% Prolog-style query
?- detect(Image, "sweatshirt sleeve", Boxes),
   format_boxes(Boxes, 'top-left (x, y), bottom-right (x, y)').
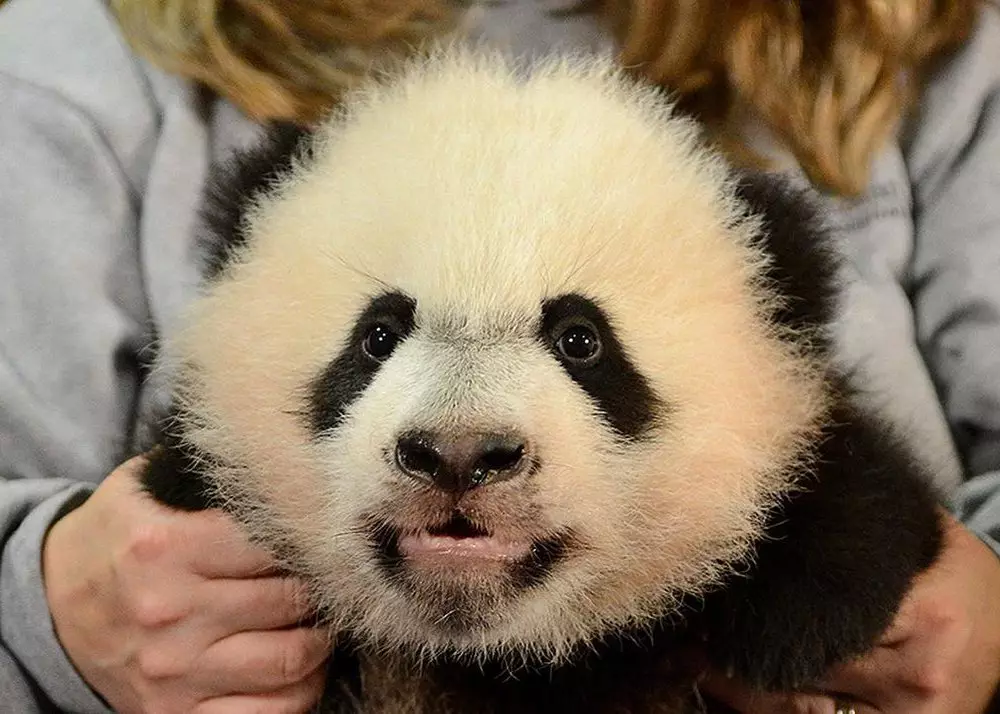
top-left (0, 0), bottom-right (160, 708)
top-left (903, 6), bottom-right (1000, 557)
top-left (0, 481), bottom-right (109, 713)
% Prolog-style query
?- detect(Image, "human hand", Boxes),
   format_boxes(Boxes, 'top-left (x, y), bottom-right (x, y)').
top-left (700, 512), bottom-right (1000, 714)
top-left (42, 455), bottom-right (329, 714)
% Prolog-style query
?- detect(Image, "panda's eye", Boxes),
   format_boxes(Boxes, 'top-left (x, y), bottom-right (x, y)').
top-left (362, 323), bottom-right (400, 361)
top-left (555, 322), bottom-right (602, 366)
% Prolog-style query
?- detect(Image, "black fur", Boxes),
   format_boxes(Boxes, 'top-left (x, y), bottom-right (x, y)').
top-left (200, 122), bottom-right (314, 280)
top-left (735, 172), bottom-right (840, 354)
top-left (309, 291), bottom-right (417, 434)
top-left (140, 408), bottom-right (219, 511)
top-left (540, 293), bottom-right (664, 440)
top-left (317, 628), bottom-right (698, 714)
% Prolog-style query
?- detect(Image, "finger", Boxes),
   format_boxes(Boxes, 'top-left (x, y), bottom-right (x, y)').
top-left (700, 671), bottom-right (886, 714)
top-left (202, 577), bottom-right (316, 636)
top-left (194, 665), bottom-right (327, 714)
top-left (807, 701), bottom-right (879, 714)
top-left (819, 614), bottom-right (964, 711)
top-left (822, 702), bottom-right (880, 714)
top-left (195, 627), bottom-right (331, 695)
top-left (110, 458), bottom-right (278, 578)
top-left (114, 452), bottom-right (155, 477)
top-left (177, 511), bottom-right (279, 579)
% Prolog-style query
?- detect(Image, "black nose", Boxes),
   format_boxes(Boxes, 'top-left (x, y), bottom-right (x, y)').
top-left (394, 431), bottom-right (529, 493)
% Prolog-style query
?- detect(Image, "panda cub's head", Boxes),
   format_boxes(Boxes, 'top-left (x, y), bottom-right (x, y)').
top-left (168, 50), bottom-right (831, 663)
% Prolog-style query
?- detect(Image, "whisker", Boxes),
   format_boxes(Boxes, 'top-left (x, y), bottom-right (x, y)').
top-left (318, 247), bottom-right (394, 293)
top-left (433, 608), bottom-right (459, 626)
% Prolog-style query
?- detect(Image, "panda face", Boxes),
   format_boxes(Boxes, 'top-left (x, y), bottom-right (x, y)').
top-left (301, 286), bottom-right (662, 640)
top-left (169, 52), bottom-right (828, 661)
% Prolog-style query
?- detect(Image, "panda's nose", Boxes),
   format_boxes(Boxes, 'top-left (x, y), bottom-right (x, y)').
top-left (394, 431), bottom-right (529, 493)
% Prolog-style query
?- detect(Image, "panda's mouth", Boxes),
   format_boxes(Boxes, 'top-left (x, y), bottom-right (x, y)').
top-left (429, 513), bottom-right (490, 538)
top-left (400, 514), bottom-right (532, 562)
top-left (368, 512), bottom-right (571, 581)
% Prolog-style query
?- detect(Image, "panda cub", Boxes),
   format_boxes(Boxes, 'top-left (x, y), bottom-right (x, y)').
top-left (143, 49), bottom-right (944, 713)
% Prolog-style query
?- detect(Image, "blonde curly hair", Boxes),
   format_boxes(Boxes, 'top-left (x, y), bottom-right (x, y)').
top-left (112, 0), bottom-right (982, 195)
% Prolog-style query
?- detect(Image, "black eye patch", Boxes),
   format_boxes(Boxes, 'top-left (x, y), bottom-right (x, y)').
top-left (540, 294), bottom-right (663, 440)
top-left (308, 291), bottom-right (416, 435)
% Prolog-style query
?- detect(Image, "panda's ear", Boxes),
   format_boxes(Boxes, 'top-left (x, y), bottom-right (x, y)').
top-left (734, 172), bottom-right (842, 353)
top-left (199, 121), bottom-right (315, 280)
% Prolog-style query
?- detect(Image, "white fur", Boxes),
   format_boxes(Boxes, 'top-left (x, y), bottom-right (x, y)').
top-left (166, 49), bottom-right (829, 662)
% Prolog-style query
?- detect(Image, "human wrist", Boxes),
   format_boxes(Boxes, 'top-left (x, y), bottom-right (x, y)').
top-left (1, 485), bottom-right (111, 713)
top-left (42, 496), bottom-right (126, 712)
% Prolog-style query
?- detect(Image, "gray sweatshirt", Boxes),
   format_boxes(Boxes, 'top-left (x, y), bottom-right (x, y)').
top-left (0, 0), bottom-right (998, 710)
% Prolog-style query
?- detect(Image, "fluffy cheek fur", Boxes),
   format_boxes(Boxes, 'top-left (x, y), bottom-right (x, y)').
top-left (164, 251), bottom-right (371, 566)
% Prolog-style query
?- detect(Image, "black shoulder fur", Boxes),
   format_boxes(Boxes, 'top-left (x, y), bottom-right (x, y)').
top-left (141, 412), bottom-right (219, 511)
top-left (696, 397), bottom-right (943, 690)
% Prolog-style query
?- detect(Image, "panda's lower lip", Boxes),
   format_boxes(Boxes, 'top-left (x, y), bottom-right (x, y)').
top-left (398, 532), bottom-right (531, 561)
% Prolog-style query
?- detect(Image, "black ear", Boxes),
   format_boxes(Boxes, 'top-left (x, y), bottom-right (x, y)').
top-left (200, 122), bottom-right (315, 280)
top-left (734, 172), bottom-right (841, 355)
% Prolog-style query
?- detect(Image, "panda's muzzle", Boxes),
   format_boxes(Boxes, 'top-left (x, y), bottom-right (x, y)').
top-left (393, 430), bottom-right (533, 494)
